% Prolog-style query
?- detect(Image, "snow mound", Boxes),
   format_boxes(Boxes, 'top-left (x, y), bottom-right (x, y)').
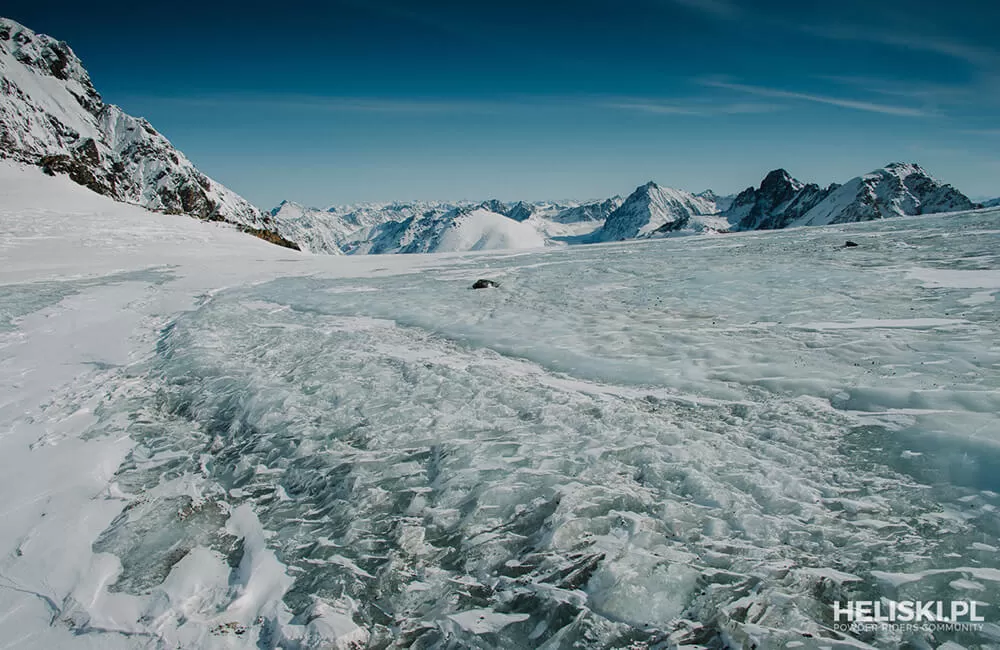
top-left (436, 207), bottom-right (547, 252)
top-left (352, 206), bottom-right (545, 254)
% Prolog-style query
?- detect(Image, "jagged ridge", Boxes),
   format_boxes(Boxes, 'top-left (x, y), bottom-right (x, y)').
top-left (0, 17), bottom-right (297, 248)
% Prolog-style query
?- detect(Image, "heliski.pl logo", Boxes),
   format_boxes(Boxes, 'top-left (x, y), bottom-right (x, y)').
top-left (833, 600), bottom-right (987, 633)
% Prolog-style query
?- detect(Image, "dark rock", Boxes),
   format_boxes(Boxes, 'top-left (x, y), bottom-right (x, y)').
top-left (506, 201), bottom-right (535, 222)
top-left (726, 168), bottom-right (834, 231)
top-left (478, 199), bottom-right (508, 215)
top-left (239, 227), bottom-right (301, 250)
top-left (73, 137), bottom-right (100, 165)
top-left (472, 279), bottom-right (500, 289)
top-left (39, 153), bottom-right (113, 196)
top-left (844, 240), bottom-right (859, 247)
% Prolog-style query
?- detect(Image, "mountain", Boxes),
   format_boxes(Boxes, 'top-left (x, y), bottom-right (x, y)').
top-left (502, 200), bottom-right (535, 222)
top-left (346, 205), bottom-right (546, 254)
top-left (724, 169), bottom-right (837, 230)
top-left (696, 189), bottom-right (735, 214)
top-left (268, 200), bottom-right (460, 254)
top-left (790, 163), bottom-right (976, 227)
top-left (724, 164), bottom-right (975, 231)
top-left (0, 17), bottom-right (296, 248)
top-left (593, 181), bottom-right (725, 242)
top-left (980, 197), bottom-right (1000, 208)
top-left (266, 198), bottom-right (619, 254)
top-left (549, 196), bottom-right (624, 224)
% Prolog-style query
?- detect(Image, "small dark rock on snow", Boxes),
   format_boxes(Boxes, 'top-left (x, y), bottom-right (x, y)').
top-left (844, 240), bottom-right (859, 247)
top-left (472, 279), bottom-right (500, 289)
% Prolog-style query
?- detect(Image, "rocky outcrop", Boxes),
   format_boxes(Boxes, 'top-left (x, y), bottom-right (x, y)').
top-left (724, 169), bottom-right (837, 231)
top-left (0, 16), bottom-right (290, 245)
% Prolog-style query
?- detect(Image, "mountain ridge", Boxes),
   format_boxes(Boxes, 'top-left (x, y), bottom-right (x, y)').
top-left (0, 16), bottom-right (298, 249)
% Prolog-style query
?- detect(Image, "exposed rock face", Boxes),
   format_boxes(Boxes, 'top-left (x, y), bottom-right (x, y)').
top-left (724, 169), bottom-right (836, 231)
top-left (505, 201), bottom-right (535, 222)
top-left (0, 16), bottom-right (290, 245)
top-left (478, 199), bottom-right (510, 216)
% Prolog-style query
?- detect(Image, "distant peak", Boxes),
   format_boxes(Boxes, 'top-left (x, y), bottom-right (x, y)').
top-left (761, 168), bottom-right (793, 184)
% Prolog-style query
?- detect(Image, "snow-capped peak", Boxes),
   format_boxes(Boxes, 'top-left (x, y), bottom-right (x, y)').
top-left (593, 181), bottom-right (724, 242)
top-left (792, 162), bottom-right (975, 227)
top-left (881, 161), bottom-right (926, 178)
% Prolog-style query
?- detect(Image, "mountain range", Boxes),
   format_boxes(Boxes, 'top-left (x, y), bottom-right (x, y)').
top-left (0, 16), bottom-right (989, 257)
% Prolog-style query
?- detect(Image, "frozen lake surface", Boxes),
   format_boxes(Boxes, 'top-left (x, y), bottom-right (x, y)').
top-left (1, 165), bottom-right (999, 648)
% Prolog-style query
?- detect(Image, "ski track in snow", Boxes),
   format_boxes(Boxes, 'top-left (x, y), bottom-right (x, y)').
top-left (2, 164), bottom-right (1000, 649)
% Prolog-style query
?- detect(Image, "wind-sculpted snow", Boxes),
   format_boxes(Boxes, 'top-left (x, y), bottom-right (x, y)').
top-left (79, 210), bottom-right (1000, 648)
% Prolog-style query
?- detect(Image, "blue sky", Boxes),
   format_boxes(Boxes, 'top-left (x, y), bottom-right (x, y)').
top-left (7, 0), bottom-right (1000, 207)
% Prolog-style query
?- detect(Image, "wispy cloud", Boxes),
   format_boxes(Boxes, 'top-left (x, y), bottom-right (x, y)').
top-left (815, 75), bottom-right (975, 101)
top-left (125, 92), bottom-right (788, 118)
top-left (804, 25), bottom-right (1000, 70)
top-left (702, 79), bottom-right (933, 117)
top-left (601, 98), bottom-right (783, 116)
top-left (121, 94), bottom-right (516, 114)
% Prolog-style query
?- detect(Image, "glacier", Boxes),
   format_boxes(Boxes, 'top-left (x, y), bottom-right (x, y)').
top-left (1, 163), bottom-right (1000, 649)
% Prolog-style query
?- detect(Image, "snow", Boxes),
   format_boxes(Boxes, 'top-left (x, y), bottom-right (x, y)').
top-left (434, 207), bottom-right (546, 251)
top-left (793, 163), bottom-right (975, 227)
top-left (1, 18), bottom-right (272, 230)
top-left (447, 609), bottom-right (531, 634)
top-left (265, 198), bottom-right (616, 254)
top-left (790, 318), bottom-right (968, 330)
top-left (350, 206), bottom-right (545, 254)
top-left (594, 181), bottom-right (722, 242)
top-left (3, 161), bottom-right (1000, 648)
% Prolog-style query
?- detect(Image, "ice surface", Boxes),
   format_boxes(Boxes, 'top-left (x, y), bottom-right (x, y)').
top-left (2, 163), bottom-right (1000, 648)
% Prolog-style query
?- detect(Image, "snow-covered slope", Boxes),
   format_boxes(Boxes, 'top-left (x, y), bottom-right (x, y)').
top-left (696, 189), bottom-right (735, 213)
top-left (724, 169), bottom-right (837, 230)
top-left (593, 181), bottom-right (723, 241)
top-left (0, 17), bottom-right (294, 246)
top-left (792, 162), bottom-right (975, 227)
top-left (348, 205), bottom-right (546, 254)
